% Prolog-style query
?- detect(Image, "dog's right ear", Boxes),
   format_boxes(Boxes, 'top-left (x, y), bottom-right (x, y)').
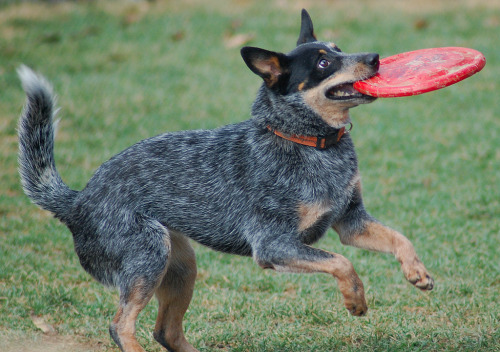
top-left (241, 47), bottom-right (289, 89)
top-left (297, 9), bottom-right (317, 46)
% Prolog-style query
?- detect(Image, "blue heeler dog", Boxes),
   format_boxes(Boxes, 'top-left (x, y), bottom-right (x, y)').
top-left (18, 9), bottom-right (433, 352)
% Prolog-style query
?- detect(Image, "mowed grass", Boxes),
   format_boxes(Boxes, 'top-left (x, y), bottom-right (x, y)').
top-left (0, 0), bottom-right (499, 351)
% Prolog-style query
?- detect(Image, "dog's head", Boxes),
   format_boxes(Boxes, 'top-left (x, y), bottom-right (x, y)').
top-left (241, 9), bottom-right (379, 128)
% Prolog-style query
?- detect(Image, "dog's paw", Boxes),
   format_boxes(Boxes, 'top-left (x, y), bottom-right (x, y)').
top-left (343, 285), bottom-right (368, 316)
top-left (335, 260), bottom-right (368, 316)
top-left (344, 299), bottom-right (368, 316)
top-left (402, 259), bottom-right (434, 291)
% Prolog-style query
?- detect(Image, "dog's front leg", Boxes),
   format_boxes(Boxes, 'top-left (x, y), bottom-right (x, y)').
top-left (333, 182), bottom-right (434, 290)
top-left (338, 221), bottom-right (434, 290)
top-left (253, 238), bottom-right (367, 316)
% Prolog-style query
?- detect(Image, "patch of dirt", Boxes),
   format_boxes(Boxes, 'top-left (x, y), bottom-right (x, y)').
top-left (1, 335), bottom-right (106, 352)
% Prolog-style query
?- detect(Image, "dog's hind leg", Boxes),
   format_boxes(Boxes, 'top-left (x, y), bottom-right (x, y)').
top-left (110, 279), bottom-right (155, 352)
top-left (108, 216), bottom-right (171, 352)
top-left (153, 232), bottom-right (198, 352)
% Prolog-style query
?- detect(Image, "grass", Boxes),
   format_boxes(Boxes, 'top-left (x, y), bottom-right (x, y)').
top-left (0, 0), bottom-right (499, 351)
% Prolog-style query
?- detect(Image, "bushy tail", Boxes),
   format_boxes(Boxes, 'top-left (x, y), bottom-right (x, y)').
top-left (17, 65), bottom-right (77, 220)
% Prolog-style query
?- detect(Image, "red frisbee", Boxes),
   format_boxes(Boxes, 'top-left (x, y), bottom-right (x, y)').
top-left (353, 47), bottom-right (486, 98)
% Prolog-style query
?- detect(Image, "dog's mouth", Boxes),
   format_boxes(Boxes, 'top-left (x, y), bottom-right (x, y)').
top-left (325, 83), bottom-right (367, 100)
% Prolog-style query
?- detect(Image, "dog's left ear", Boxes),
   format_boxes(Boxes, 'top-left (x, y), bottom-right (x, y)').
top-left (297, 9), bottom-right (317, 46)
top-left (241, 47), bottom-right (289, 88)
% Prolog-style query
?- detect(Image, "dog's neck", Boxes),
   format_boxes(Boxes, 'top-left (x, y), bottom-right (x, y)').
top-left (251, 86), bottom-right (349, 137)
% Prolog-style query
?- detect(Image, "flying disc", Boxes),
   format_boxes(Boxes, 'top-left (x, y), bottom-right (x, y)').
top-left (353, 47), bottom-right (486, 98)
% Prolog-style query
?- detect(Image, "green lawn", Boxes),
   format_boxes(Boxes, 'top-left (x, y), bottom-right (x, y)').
top-left (0, 0), bottom-right (498, 351)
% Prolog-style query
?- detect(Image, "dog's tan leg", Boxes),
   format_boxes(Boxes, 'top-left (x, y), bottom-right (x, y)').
top-left (154, 232), bottom-right (198, 352)
top-left (110, 279), bottom-right (154, 352)
top-left (334, 179), bottom-right (434, 290)
top-left (255, 247), bottom-right (367, 316)
top-left (337, 221), bottom-right (434, 290)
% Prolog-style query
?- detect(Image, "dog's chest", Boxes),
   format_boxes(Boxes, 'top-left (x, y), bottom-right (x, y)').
top-left (297, 201), bottom-right (331, 232)
top-left (295, 168), bottom-right (360, 237)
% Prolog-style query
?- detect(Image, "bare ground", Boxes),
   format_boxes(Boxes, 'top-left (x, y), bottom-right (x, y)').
top-left (1, 333), bottom-right (106, 352)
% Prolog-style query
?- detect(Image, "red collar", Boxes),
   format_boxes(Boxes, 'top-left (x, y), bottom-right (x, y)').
top-left (267, 123), bottom-right (352, 150)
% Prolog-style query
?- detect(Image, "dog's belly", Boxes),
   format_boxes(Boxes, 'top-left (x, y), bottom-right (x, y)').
top-left (167, 223), bottom-right (254, 256)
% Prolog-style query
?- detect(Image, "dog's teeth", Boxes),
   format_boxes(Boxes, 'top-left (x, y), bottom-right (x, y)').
top-left (327, 83), bottom-right (363, 99)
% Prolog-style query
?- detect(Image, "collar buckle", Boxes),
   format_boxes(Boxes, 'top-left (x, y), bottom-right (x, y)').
top-left (267, 122), bottom-right (353, 150)
top-left (315, 123), bottom-right (352, 150)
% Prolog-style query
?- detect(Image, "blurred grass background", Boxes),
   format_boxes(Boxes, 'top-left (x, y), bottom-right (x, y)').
top-left (0, 0), bottom-right (498, 351)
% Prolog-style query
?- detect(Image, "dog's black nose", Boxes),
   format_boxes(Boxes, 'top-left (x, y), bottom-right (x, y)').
top-left (365, 53), bottom-right (380, 68)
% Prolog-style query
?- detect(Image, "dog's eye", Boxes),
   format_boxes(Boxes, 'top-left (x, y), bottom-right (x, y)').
top-left (317, 59), bottom-right (330, 69)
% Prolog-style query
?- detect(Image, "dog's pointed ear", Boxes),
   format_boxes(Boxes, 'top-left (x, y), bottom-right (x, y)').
top-left (297, 9), bottom-right (317, 46)
top-left (241, 47), bottom-right (289, 88)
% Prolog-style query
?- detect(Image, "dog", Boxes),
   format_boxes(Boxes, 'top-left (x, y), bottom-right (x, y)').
top-left (18, 9), bottom-right (434, 352)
